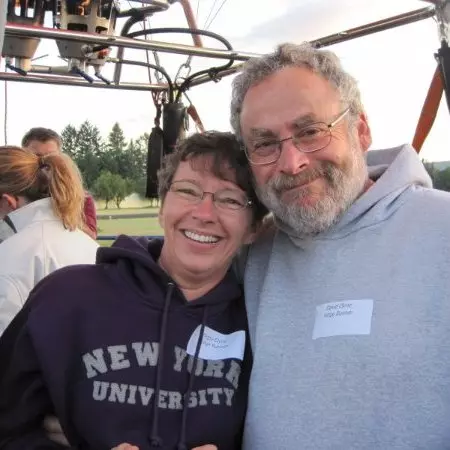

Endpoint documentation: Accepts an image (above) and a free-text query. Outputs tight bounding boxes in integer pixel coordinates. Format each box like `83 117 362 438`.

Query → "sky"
0 0 449 162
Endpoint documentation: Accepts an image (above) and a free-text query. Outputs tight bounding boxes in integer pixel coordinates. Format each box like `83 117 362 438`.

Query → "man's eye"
254 141 276 150
298 126 326 139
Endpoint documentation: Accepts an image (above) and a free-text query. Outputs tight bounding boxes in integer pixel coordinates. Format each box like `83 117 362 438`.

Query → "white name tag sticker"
312 299 374 340
187 326 246 361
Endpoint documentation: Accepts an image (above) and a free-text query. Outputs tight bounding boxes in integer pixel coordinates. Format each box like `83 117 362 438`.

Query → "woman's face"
159 156 255 282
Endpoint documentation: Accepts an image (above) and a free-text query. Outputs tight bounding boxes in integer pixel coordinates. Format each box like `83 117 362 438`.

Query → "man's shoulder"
406 185 450 215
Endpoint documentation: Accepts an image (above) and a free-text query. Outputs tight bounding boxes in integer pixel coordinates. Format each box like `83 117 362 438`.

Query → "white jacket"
0 198 99 335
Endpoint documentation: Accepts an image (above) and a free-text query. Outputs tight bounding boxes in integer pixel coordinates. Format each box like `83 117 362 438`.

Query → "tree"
93 171 115 209
111 175 132 209
102 123 129 178
127 135 149 196
75 121 103 189
434 167 450 192
61 124 78 159
93 171 133 209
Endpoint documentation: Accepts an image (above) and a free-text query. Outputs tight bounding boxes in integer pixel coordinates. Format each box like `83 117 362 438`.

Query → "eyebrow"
291 114 320 129
248 113 321 140
248 128 276 140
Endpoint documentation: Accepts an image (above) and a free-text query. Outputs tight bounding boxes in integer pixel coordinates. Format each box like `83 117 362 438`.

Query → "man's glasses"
169 180 252 211
245 108 350 166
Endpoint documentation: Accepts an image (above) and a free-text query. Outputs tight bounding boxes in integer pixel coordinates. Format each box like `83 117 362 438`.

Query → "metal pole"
1 6 437 88
4 23 259 61
311 6 436 48
179 6 438 84
0 71 167 90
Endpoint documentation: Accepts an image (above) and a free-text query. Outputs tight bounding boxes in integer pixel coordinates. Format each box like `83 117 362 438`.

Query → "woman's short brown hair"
157 131 267 224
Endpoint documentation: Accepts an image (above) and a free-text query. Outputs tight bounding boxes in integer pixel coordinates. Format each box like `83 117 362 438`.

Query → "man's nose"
277 138 310 175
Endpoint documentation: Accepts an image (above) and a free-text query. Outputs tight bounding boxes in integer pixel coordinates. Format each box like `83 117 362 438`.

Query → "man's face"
239 66 372 235
25 139 60 156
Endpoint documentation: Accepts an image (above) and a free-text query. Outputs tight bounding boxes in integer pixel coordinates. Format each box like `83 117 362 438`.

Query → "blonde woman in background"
0 146 98 335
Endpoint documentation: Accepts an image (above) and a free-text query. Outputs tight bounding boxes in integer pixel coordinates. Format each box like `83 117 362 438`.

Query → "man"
231 42 450 449
21 127 98 239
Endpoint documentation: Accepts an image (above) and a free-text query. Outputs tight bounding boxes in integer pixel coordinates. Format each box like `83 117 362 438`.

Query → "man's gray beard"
255 144 368 237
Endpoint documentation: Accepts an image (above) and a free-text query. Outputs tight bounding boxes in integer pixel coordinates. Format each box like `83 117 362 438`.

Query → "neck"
361 178 375 195
158 256 226 301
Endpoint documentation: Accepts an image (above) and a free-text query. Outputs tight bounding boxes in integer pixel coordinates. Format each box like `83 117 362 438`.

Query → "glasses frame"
245 107 351 166
168 179 253 211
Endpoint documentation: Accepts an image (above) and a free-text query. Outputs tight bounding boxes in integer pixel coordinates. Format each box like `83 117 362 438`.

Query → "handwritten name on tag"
187 326 246 360
312 299 374 340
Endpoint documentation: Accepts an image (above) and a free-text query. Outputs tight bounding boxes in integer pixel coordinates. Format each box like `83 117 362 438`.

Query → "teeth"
184 230 219 243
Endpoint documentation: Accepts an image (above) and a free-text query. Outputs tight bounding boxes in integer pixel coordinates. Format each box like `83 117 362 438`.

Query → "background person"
22 127 98 239
0 146 98 335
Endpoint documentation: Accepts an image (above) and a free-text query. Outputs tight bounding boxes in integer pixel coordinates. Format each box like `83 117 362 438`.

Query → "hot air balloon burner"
55 0 117 71
2 0 46 73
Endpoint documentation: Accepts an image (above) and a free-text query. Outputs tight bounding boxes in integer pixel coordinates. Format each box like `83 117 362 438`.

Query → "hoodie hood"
276 144 432 244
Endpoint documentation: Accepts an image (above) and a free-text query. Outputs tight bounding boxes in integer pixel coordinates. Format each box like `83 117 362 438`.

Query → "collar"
7 198 57 233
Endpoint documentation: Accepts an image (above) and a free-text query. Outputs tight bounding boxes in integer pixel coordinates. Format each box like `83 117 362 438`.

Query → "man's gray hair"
230 42 365 140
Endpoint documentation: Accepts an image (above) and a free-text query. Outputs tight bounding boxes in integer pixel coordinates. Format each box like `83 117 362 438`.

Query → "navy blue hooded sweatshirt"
0 236 251 450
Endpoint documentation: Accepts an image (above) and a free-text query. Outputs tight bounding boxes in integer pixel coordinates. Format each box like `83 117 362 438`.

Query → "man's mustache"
269 165 333 193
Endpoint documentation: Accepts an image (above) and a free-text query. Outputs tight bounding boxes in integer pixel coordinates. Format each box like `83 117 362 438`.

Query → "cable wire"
203 0 218 30
205 0 229 30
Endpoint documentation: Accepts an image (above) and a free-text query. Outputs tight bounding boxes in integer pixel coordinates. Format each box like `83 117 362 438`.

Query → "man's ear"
356 113 372 152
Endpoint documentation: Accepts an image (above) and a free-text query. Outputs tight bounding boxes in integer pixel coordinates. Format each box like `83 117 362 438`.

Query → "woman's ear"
1 194 19 211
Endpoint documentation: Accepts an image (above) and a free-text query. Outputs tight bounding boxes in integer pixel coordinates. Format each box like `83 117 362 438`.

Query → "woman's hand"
111 444 139 450
43 416 69 447
192 446 218 450
111 444 217 450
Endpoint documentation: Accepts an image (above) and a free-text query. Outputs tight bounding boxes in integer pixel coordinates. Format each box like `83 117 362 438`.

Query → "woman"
0 131 266 450
0 146 98 335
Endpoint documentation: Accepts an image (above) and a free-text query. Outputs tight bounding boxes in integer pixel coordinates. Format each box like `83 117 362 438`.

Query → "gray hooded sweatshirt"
243 144 450 450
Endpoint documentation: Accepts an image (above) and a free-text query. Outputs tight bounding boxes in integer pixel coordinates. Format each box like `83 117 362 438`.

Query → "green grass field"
96 207 163 246
97 207 160 217
98 217 163 236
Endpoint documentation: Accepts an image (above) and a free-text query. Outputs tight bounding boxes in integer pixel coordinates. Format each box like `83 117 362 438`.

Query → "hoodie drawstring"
177 307 209 450
150 282 175 447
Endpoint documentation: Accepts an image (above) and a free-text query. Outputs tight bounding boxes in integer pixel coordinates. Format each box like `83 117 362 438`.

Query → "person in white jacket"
0 146 99 335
